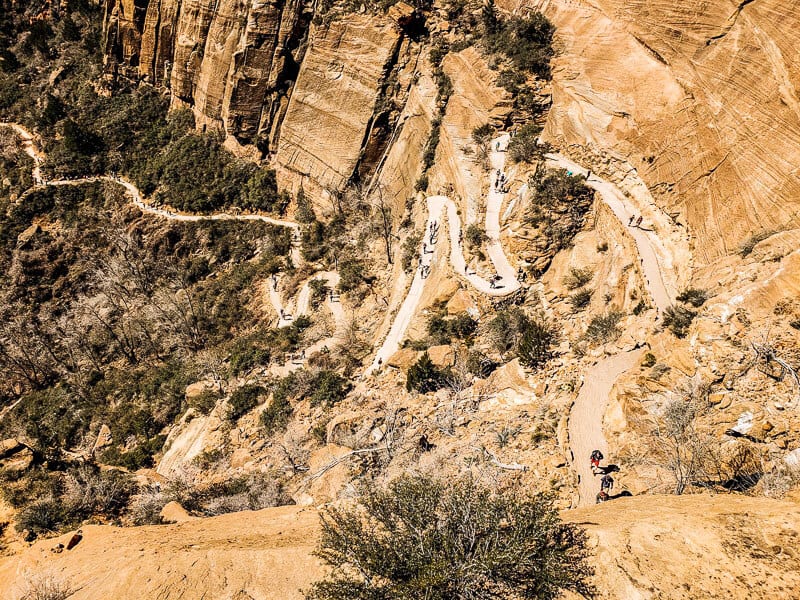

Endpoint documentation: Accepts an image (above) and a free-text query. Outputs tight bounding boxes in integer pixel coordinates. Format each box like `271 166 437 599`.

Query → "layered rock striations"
523 0 800 263
103 1 419 199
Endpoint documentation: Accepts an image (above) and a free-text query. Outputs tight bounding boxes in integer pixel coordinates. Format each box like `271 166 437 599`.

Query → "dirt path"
366 137 523 374
569 349 644 507
546 153 673 312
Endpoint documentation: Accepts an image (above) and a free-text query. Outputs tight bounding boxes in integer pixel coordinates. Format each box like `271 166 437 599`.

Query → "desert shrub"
676 287 708 308
401 230 422 272
641 352 657 368
309 277 331 310
261 393 293 435
227 331 272 375
414 173 428 193
18 568 74 600
308 371 351 408
472 123 494 146
129 486 168 525
465 223 487 250
517 315 558 370
15 496 65 536
632 299 648 315
306 473 592 600
569 288 592 311
486 307 531 356
227 384 266 421
406 352 449 393
526 168 594 257
427 312 478 345
739 230 774 257
662 305 697 338
337 259 368 293
563 266 593 290
583 311 624 344
187 389 221 415
507 122 544 164
790 320 800 331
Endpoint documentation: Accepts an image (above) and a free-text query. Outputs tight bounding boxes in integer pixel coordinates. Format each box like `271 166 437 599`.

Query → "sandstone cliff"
513 0 800 263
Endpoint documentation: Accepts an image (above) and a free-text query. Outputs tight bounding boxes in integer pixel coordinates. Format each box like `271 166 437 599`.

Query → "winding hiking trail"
546 153 673 313
366 137 522 375
3 122 681 504
549 155 675 507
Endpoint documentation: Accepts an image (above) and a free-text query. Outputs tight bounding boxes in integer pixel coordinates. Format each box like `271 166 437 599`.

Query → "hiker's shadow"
608 490 633 500
595 464 620 475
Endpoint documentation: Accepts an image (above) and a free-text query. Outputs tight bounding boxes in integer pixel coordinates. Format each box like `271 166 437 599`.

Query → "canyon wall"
102 1 419 202
505 0 800 263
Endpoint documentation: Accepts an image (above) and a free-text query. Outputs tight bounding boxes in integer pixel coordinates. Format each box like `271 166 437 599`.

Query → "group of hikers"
590 449 617 503
627 214 644 228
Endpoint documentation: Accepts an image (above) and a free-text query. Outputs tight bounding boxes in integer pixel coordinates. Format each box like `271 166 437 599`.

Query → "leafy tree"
307 474 593 600
406 352 448 393
517 315 558 370
227 384 265 421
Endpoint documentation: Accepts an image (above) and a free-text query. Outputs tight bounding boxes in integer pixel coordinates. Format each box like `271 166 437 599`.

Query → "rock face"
102 2 420 201
532 0 800 263
273 14 402 197
104 0 310 145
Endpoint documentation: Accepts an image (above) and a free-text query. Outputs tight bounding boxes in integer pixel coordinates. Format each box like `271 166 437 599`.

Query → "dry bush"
18 569 74 600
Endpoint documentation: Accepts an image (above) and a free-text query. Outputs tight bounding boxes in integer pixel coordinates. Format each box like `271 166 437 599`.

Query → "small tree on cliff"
306 474 593 600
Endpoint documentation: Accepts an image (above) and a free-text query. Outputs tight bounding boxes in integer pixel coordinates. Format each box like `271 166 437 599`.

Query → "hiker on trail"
600 474 614 493
464 264 469 275
279 308 284 320
635 215 643 227
586 170 591 179
489 278 497 289
590 450 603 472
596 491 609 504
628 215 635 226
422 242 427 254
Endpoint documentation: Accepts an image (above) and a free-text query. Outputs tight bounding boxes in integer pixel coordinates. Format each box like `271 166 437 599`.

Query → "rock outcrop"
532 0 800 263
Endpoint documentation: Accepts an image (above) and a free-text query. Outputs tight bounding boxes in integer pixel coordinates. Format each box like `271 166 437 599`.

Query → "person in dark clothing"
600 474 614 493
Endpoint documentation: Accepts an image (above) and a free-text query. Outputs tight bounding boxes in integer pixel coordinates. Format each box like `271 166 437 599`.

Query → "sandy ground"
569 349 645 507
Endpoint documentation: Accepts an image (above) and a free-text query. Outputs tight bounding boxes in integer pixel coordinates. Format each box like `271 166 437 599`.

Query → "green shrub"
306 473 593 600
583 311 624 344
414 174 429 192
465 223 487 250
569 288 592 311
261 394 293 436
309 278 331 310
662 305 696 338
525 168 594 257
563 266 593 290
517 315 558 370
676 288 709 308
401 230 422 273
507 122 544 164
427 312 477 345
471 123 494 146
337 259 367 293
227 384 266 421
187 389 221 415
406 352 449 393
641 352 657 368
309 371 351 408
